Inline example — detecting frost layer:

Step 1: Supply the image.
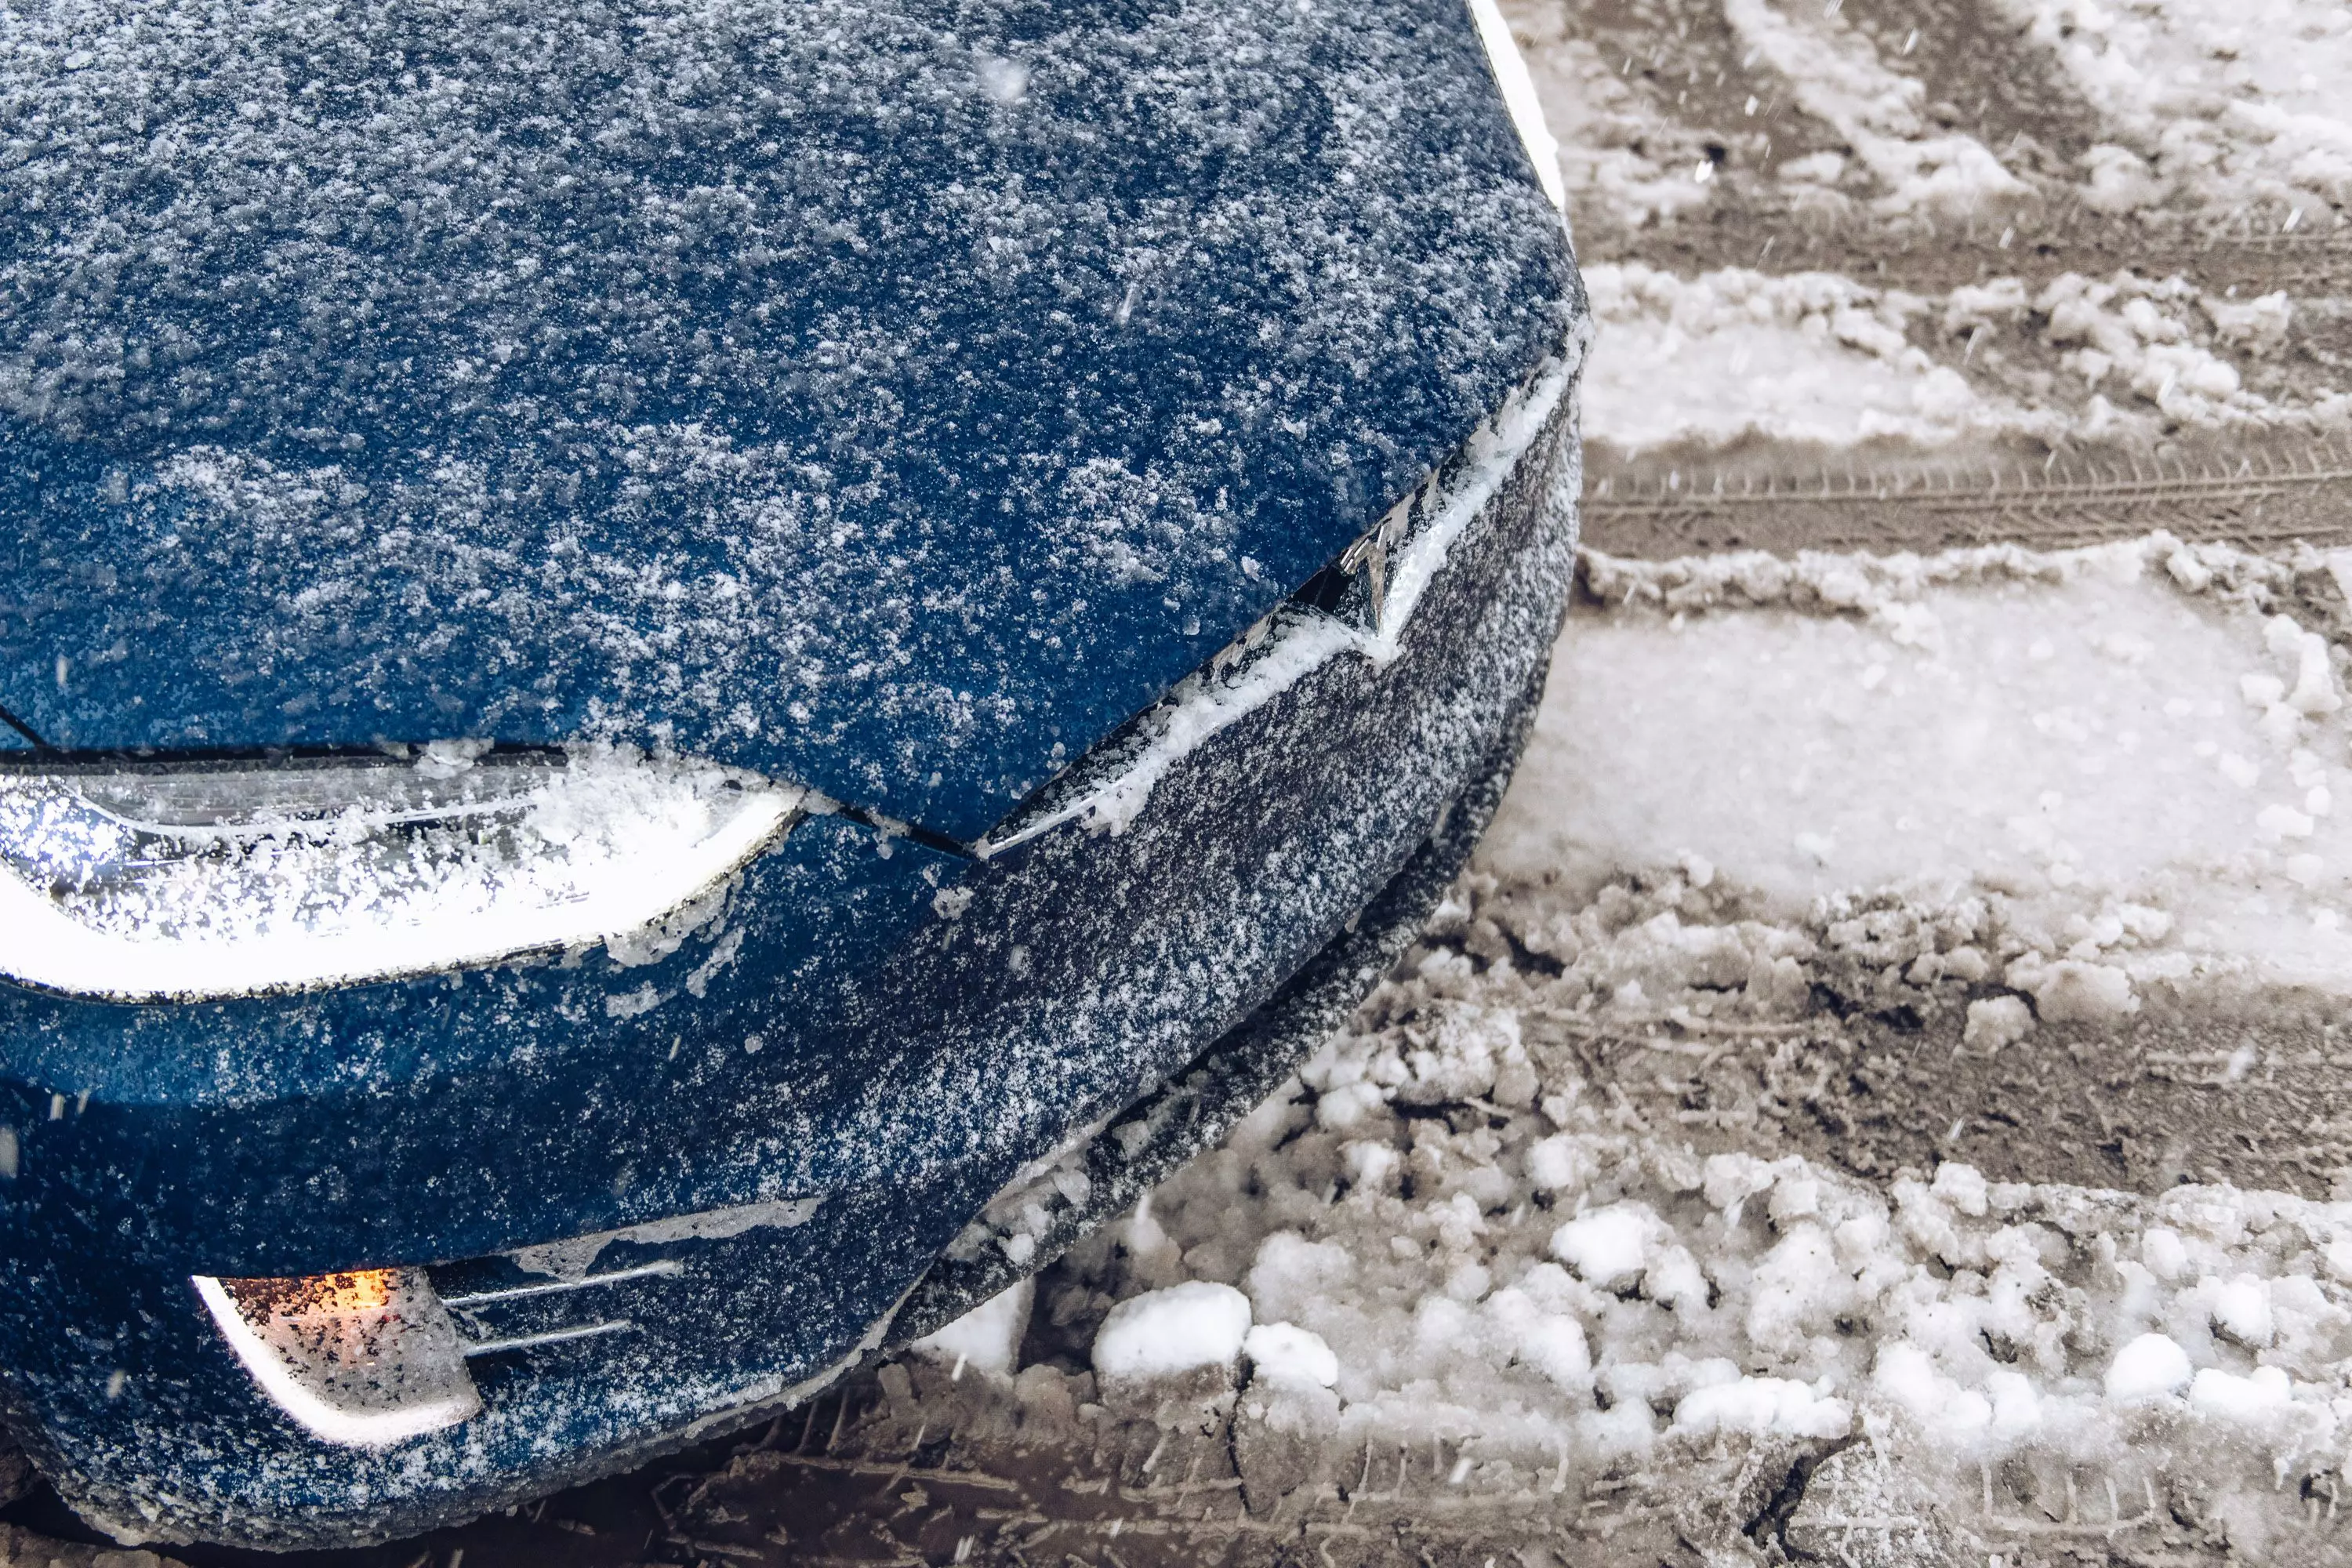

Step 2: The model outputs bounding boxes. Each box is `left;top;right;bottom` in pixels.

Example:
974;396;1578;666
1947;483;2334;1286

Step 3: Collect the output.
0;0;1577;838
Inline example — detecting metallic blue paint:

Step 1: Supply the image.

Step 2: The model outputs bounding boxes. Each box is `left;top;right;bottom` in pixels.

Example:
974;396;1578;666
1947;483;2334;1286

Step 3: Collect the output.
0;0;1588;1545
0;0;1576;840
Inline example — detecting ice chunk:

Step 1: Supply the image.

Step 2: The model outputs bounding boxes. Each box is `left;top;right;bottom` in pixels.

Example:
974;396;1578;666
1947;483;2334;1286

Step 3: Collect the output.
2142;1228;2190;1283
1962;996;2034;1051
1093;1282;1252;1384
1246;1233;1355;1325
1929;1163;1989;1218
1549;1204;1656;1292
1526;1133;1597;1192
2189;1365;2293;1421
2258;804;2317;840
1242;1323;1338;1389
2209;1275;2274;1348
1871;1343;1991;1439
1486;1287;1594;1389
1748;1225;1859;1352
2104;1333;2191;1403
2014;958;2138;1024
1673;1377;1851;1440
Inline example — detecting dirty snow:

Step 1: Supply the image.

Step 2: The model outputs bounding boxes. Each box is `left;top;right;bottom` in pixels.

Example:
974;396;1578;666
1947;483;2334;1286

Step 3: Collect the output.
898;531;2352;1541
1581;263;2348;456
1997;0;2352;215
1498;3;1722;230
927;1055;2352;1535
1580;264;2040;452
1720;0;2025;215
1487;534;2352;1008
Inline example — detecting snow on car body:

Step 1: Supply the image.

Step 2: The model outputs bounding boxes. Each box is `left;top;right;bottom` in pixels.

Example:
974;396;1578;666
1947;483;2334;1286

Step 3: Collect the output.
0;0;1587;1546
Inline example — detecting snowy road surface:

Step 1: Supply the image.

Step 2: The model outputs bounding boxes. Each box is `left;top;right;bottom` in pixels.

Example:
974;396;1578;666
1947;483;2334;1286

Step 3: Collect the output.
11;0;2352;1563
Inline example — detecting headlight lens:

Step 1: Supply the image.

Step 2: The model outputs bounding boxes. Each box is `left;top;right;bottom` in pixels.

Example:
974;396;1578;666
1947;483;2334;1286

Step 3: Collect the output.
0;746;799;1002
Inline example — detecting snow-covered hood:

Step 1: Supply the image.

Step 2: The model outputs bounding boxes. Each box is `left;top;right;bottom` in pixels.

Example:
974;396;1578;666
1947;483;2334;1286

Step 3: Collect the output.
0;0;1581;841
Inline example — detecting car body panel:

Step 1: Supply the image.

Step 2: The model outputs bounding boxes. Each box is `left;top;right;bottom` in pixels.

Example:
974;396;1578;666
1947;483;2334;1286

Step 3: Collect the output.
2;349;1585;1548
0;0;1590;1544
0;810;960;1272
0;0;1576;840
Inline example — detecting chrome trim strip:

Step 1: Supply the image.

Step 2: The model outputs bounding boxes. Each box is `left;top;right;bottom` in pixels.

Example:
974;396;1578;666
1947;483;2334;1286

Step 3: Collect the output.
438;1261;681;1308
459;1320;635;1358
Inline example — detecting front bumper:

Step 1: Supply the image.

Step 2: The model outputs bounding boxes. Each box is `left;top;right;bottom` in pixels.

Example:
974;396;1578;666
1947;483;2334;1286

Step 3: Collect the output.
0;360;1584;1548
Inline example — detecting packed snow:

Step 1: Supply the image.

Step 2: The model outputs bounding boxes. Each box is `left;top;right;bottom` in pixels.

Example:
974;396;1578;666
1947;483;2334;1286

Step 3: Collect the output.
1488;534;2352;1008
1719;0;2026;216
1581;263;2347;456
1996;0;2352;216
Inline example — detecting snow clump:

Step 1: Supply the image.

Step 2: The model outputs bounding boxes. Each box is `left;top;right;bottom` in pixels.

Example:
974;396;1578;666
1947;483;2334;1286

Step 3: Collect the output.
1040;1057;2352;1523
910;1279;1033;1381
1091;1282;1252;1388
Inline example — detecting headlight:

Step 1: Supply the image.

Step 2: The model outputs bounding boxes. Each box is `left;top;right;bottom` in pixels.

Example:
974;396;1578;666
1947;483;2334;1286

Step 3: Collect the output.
0;746;799;1003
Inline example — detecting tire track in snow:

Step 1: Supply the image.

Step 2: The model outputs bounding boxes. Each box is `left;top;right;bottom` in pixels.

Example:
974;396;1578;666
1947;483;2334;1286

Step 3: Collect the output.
1598;207;2352;295
1825;0;2103;186
1585;438;2352;556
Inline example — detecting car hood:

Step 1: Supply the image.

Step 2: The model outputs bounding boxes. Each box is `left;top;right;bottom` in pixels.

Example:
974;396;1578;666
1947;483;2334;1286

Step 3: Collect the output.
0;0;1579;841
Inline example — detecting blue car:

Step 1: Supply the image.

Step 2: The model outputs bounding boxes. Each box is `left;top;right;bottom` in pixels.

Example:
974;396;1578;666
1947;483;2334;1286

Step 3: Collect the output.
0;0;1588;1546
